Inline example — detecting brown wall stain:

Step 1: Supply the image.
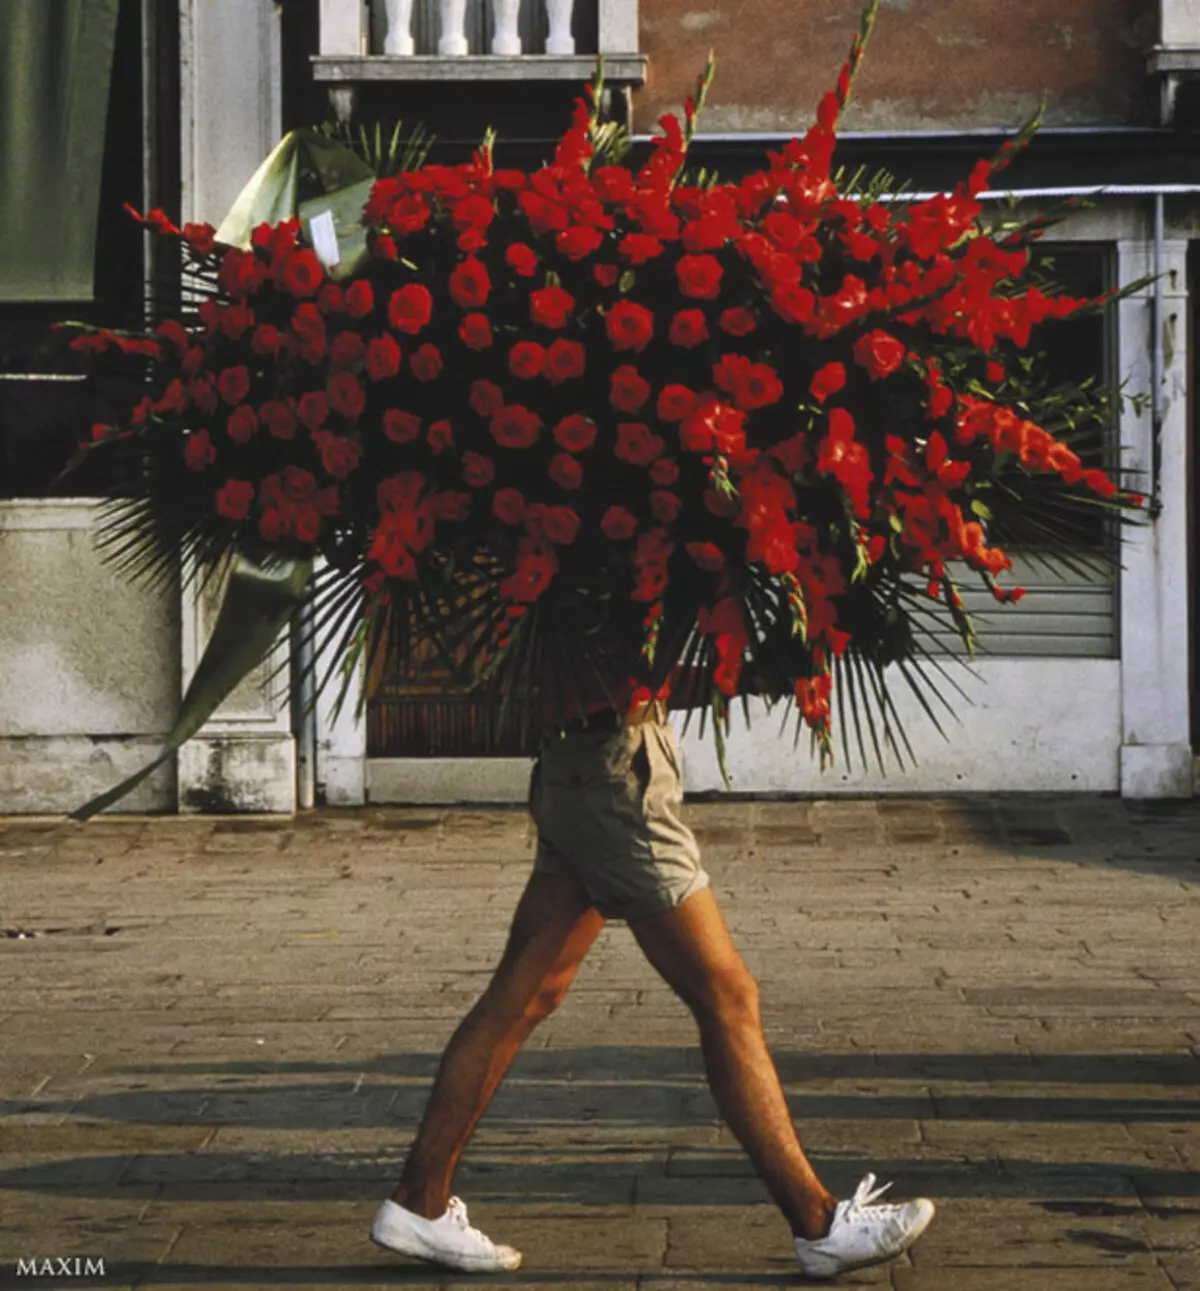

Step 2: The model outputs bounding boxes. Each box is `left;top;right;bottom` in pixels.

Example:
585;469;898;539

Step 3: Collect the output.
634;0;1156;134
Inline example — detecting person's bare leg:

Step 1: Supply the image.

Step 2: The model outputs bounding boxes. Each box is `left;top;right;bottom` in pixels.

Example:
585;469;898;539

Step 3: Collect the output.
629;887;836;1240
391;871;604;1218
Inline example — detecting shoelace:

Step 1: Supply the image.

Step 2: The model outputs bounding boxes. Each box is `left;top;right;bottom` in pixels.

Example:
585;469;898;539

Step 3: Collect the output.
446;1196;499;1252
843;1173;909;1225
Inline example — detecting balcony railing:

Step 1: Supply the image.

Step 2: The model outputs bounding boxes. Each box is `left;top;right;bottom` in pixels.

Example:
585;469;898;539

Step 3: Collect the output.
314;0;646;84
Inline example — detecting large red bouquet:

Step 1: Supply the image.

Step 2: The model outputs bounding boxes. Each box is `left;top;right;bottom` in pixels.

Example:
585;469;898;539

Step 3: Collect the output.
67;1;1141;778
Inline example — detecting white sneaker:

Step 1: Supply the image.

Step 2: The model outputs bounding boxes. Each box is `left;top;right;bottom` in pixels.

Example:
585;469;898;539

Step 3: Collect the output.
370;1196;522;1272
793;1173;935;1279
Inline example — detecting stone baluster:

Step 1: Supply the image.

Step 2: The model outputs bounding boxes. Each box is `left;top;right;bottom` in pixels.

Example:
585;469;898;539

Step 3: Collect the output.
383;0;415;53
545;0;575;54
491;0;522;54
438;0;470;54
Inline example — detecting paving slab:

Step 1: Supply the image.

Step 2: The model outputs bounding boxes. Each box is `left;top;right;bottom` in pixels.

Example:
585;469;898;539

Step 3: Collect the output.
1;796;1199;1289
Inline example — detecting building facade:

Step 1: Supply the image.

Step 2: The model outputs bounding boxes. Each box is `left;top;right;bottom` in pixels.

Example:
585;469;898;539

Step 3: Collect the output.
0;0;1195;810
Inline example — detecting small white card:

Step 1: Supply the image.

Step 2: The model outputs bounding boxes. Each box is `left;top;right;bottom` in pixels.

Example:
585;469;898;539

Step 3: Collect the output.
309;209;340;267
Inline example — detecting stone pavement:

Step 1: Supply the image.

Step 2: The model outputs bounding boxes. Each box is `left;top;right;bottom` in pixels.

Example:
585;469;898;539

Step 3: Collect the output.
0;796;1198;1291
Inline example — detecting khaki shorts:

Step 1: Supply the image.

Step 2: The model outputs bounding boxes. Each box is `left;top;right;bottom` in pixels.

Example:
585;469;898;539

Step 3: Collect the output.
529;715;709;922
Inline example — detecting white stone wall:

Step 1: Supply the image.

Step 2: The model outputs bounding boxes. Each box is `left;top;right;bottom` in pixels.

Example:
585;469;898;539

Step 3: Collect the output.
0;501;180;813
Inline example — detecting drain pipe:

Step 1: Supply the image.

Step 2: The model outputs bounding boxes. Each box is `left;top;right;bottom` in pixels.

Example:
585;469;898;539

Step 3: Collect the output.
1150;192;1166;521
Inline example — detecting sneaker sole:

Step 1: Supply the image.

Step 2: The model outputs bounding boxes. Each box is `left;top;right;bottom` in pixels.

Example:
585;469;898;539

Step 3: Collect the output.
797;1200;936;1280
371;1230;523;1273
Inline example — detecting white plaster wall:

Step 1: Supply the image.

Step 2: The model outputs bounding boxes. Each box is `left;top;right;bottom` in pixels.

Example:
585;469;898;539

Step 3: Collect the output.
0;501;180;813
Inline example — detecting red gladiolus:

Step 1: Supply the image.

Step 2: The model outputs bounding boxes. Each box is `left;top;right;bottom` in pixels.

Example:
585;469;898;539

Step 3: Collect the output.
365;334;401;380
530;285;575;330
343;279;374;318
615;422;663;467
549;453;583;491
383;409;421;443
217;366;250;406
462;451;495;487
409;343;443;382
505;243;538;277
260;401;296;440
226;405;258;443
686;541;725;572
493;487;526;524
388;283;433;334
553;414;596;453
853;329;907;380
609;365;651;414
279;248;324;298
809;361;846;404
490;405;542;449
601;505;637;540
449;257;491;309
508;341;546;380
329;371;366;419
676;253;723;300
605;300;655;353
469;379;505;418
544;338;585;384
428;419;453;454
668;309;709;348
458;312;493;350
184;428;216;471
297;390;329;431
216;479;254;520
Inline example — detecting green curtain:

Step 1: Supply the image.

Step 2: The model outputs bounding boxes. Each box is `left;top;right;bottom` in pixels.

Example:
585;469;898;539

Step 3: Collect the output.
0;0;120;302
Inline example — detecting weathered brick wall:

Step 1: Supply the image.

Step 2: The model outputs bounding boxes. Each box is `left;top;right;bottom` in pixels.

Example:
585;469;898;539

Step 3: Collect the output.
636;0;1156;134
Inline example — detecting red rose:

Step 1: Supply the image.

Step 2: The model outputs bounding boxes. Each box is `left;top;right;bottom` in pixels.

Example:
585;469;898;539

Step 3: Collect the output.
489;405;542;449
279;248;324;298
216;479;254;520
372;233;398;261
557;225;603;260
493;487;526;524
619;233;663;265
508;341;546;380
594;264;618;287
451;193;494;233
609;365;651;414
330;331;365;368
313;430;363;479
605;300;654;353
388;283;433;334
462;451;495;487
553;414;596;453
668;309;709;348
530;285;575;330
676;253;723;300
251;324;282;356
686;541;725;572
260;400;296;440
657;384;697;423
601;505;637;540
218;249;259;298
543;505;580;545
809;361;846;404
615;422;663;467
650;490;682;524
383;409;421;443
282;465;318;501
853;329;906;380
217;366;250;406
226;405;258;443
650;457;679;486
719;306;756;336
549;453;583;491
365;334;401;381
545;338;585;385
297;390;329;431
409;342;443;382
506;243;538;277
770;283;816;325
985;360;1006;384
344;279;374;318
469;379;505;418
316;283;343;315
430;490;471;522
184;428;216;471
155;319;190;353
182;222;216;255
734;361;784;411
328;371;366;419
449;257;491;309
458;312;493;350
427;418;454;454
